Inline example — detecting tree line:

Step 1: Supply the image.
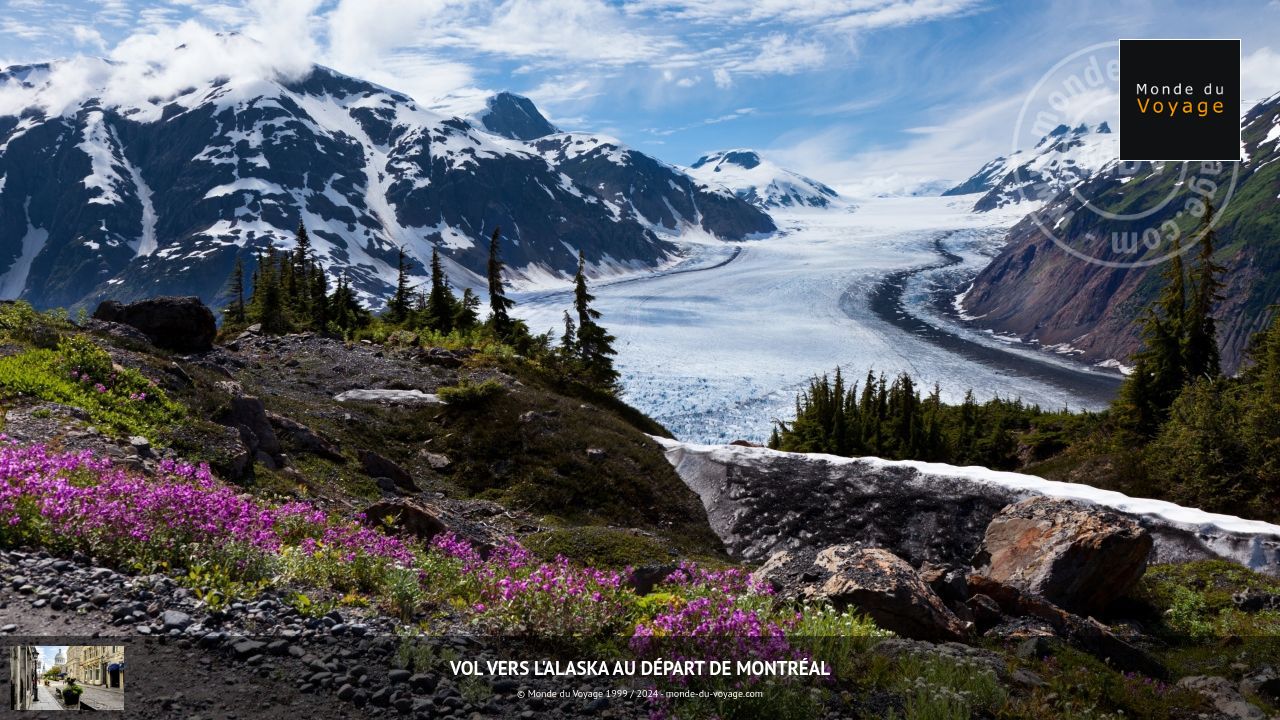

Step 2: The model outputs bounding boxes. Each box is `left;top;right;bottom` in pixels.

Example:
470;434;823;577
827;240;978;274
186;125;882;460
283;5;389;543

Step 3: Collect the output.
222;221;619;393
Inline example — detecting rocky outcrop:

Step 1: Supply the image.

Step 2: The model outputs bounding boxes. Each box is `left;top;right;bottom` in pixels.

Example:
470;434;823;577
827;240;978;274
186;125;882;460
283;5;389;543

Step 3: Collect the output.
1177;676;1270;720
361;500;447;543
967;574;1165;678
358;450;418;494
974;497;1152;615
755;545;969;642
658;439;1280;576
92;297;216;353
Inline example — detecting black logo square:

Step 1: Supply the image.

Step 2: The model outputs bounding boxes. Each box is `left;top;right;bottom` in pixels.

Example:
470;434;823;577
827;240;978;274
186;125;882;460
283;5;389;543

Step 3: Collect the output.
1120;39;1240;161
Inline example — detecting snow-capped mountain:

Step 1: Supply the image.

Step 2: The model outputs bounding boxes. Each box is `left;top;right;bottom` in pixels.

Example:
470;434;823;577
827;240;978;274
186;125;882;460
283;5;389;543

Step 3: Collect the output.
0;60;773;311
687;150;842;209
943;122;1116;211
474;92;560;142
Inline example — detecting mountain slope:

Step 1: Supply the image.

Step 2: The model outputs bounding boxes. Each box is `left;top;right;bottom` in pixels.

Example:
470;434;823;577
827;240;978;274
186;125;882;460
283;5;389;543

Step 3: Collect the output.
944;122;1116;212
687;149;842;209
960;99;1280;372
0;60;772;311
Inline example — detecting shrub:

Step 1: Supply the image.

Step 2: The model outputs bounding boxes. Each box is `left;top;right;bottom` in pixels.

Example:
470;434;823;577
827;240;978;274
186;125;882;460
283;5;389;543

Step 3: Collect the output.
437;378;505;407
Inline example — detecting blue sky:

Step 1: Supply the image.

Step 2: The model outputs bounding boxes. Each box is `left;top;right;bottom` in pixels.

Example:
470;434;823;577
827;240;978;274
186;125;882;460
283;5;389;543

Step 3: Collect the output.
2;0;1279;194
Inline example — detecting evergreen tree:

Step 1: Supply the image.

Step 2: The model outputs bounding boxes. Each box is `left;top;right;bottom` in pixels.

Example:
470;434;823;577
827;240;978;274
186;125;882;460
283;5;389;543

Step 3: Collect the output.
486;227;515;336
288;221;312;313
251;246;291;334
572;252;619;391
387;246;413;324
559;309;578;360
1184;202;1226;381
1122;238;1188;433
310;263;329;332
226;256;247;323
424;248;458;333
329;275;370;334
453;288;481;332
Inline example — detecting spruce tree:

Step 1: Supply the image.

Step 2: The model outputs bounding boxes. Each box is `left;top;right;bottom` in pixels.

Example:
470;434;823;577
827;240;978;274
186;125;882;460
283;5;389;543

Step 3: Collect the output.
1122;237;1189;431
310;264;329;333
226;256;247;323
572;251;619;390
453;288;481;332
1185;202;1226;381
255;246;290;334
424;248;457;333
559;310;578;361
387;246;413;324
486;227;514;336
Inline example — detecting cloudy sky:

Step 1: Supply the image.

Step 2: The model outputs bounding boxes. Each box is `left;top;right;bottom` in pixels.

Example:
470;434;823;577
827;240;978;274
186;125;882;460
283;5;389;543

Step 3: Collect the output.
2;0;1279;195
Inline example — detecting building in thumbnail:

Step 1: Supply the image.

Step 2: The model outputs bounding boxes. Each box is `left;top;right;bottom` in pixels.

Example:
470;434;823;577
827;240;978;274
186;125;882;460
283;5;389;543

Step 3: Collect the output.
7;646;40;710
64;645;126;689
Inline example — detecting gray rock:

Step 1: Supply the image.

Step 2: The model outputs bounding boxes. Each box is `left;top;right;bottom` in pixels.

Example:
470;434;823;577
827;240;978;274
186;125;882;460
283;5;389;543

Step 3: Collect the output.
162;610;193;631
756;545;969;642
334;389;442;405
1178;676;1267;720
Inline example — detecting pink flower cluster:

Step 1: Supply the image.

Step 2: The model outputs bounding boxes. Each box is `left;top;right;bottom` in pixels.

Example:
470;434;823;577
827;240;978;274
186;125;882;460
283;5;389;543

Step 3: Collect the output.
0;442;413;569
429;532;630;636
661;561;774;596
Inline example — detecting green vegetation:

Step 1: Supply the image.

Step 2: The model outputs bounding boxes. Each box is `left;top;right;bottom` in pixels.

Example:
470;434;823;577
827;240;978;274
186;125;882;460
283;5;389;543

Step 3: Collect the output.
0;330;184;440
769;367;1087;469
523;527;671;567
436;378;505;407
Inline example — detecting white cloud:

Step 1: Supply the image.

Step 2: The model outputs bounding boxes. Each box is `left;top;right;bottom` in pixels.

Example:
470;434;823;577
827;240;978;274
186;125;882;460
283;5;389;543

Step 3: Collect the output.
729;34;827;75
1242;46;1280;105
71;26;107;52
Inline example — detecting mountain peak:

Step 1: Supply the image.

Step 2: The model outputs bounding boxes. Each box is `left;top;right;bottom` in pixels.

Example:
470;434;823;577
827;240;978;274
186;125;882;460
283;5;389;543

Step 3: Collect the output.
692;149;761;170
478;92;558;141
687;149;841;210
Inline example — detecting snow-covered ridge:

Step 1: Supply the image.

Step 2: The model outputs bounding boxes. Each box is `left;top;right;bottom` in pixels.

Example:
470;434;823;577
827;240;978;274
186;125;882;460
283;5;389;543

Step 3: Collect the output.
687;149;843;209
944;122;1117;212
659;438;1280;575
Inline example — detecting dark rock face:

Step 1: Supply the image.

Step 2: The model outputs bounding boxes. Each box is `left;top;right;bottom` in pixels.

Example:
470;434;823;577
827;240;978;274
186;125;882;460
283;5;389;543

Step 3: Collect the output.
477;92;558;140
974;497;1152;615
967;574;1166;678
534;135;776;240
659;440;1280;575
91;296;216;353
755;545;969;642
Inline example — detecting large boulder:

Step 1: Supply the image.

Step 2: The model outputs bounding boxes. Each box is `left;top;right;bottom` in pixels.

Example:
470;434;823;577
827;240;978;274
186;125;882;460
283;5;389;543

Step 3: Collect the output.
362;499;447;543
227;395;280;456
973;497;1152;615
359;449;418;493
92;296;217;353
756;545;969;642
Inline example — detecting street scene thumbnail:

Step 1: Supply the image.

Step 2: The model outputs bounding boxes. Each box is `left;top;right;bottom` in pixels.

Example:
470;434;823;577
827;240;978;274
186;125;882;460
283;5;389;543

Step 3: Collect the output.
8;645;124;711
